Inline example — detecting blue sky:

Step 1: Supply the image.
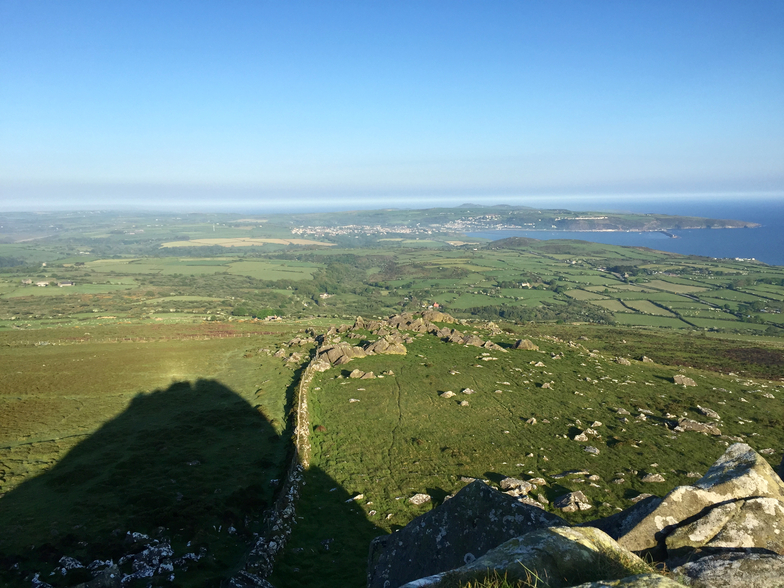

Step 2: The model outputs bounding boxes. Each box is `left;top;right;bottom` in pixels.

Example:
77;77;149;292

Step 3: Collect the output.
1;0;783;211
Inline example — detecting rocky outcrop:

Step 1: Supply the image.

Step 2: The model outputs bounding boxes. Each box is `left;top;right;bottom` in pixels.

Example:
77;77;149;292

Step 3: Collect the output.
617;443;784;554
421;310;455;324
396;527;659;588
582;496;663;541
318;342;367;365
675;418;721;436
365;335;407;355
367;480;566;588
673;374;697;386
673;552;784;588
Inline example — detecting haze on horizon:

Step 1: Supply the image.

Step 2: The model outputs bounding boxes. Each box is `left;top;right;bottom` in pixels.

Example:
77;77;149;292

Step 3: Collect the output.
1;0;783;212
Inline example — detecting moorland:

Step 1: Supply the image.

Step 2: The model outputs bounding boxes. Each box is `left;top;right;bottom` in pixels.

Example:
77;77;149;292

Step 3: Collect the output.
0;206;782;587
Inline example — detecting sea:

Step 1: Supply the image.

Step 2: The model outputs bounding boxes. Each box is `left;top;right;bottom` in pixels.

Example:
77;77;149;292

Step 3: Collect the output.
465;198;784;267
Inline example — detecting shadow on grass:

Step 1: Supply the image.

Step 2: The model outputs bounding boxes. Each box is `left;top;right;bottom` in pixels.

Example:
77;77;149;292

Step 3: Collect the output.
0;379;289;587
268;466;384;588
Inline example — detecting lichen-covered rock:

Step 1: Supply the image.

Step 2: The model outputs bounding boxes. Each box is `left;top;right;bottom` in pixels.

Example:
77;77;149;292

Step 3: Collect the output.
666;497;784;554
696;405;720;420
367;481;566;588
463;335;484;347
318;343;367;364
616;357;632;366
617;444;784;553
513;339;539;350
408;493;431;506
569;574;685;587
499;478;534;495
397;527;653;588
349;369;364;379
582;496;662;540
674;552;784;588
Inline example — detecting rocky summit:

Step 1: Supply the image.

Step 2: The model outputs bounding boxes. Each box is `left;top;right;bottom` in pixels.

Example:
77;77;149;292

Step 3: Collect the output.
368;444;784;588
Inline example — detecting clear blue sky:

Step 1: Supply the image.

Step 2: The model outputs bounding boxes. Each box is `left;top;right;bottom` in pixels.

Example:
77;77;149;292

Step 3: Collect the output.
1;0;783;211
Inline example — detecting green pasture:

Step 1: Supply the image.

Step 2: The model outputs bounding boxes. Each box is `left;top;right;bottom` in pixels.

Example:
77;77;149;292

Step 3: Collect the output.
622;300;677;316
612;314;690;328
273;324;784;588
0;324;300;586
591;300;632;313
1;283;137;298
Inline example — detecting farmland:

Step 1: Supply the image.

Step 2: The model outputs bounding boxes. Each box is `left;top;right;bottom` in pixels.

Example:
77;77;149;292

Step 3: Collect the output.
1;207;784;586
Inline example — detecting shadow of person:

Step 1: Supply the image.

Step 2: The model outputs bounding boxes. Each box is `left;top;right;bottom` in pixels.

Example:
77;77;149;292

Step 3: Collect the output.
0;379;287;587
268;465;384;588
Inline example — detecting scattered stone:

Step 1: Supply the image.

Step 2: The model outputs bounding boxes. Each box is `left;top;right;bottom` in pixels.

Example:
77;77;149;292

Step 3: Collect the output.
585;446;600;455
439;391;456;398
360;371;375;379
759;448;776;455
676;418;721;436
612;478;626;484
459;400;469;407
349;369;364;379
641;356;654;363
640;473;665;483
630;493;655;503
525;417;537;425
499;478;535;495
616;357;631;366
541;382;552;389
461;388;475;395
574;432;589;442
349;398;360;403
616;408;630;415
408;493;431;506
696;405;720;420
673;374;697;386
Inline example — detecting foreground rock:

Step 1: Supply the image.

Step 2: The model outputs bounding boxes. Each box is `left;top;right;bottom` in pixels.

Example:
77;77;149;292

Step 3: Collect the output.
367;480;565;588
397;527;662;588
673;552;784;588
617;443;784;554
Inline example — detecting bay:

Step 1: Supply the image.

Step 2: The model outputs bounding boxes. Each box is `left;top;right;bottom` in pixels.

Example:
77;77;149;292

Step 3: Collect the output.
466;198;784;267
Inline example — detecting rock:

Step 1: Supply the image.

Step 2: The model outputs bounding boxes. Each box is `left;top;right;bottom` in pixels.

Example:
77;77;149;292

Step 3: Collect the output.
397;527;656;588
630;494;655;504
574;432;589;442
526;417;537;425
641;356;654;363
463;335;484;347
541;382;552;389
513;339;539;350
569;575;684;587
696;405;720;420
349;369;364;379
360;371;376;379
582;496;663;540
666;496;784;555
439;391;455;398
617;443;784;553
422;310;455;324
554;491;592;512
585;446;600;455
365;335;407;355
499;478;534;495
616;357;631;366
409;493;431;506
319;343;367;365
674;552;784;588
640;474;665;483
677;418;721;436
458;400;469;407
311;357;331;372
673;374;697;386
367;481;566;588
616;408;631;415
482;340;504;351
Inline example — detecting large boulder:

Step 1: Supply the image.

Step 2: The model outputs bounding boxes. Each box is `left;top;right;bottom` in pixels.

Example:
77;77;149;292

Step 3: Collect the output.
397;526;658;588
366;481;566;588
318;343;367;365
674;552;784;588
582;496;663;540
617;444;784;553
666;497;784;555
513;339;539;350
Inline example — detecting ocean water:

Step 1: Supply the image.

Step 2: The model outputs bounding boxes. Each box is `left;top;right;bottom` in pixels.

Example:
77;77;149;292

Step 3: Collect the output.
466;199;784;267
